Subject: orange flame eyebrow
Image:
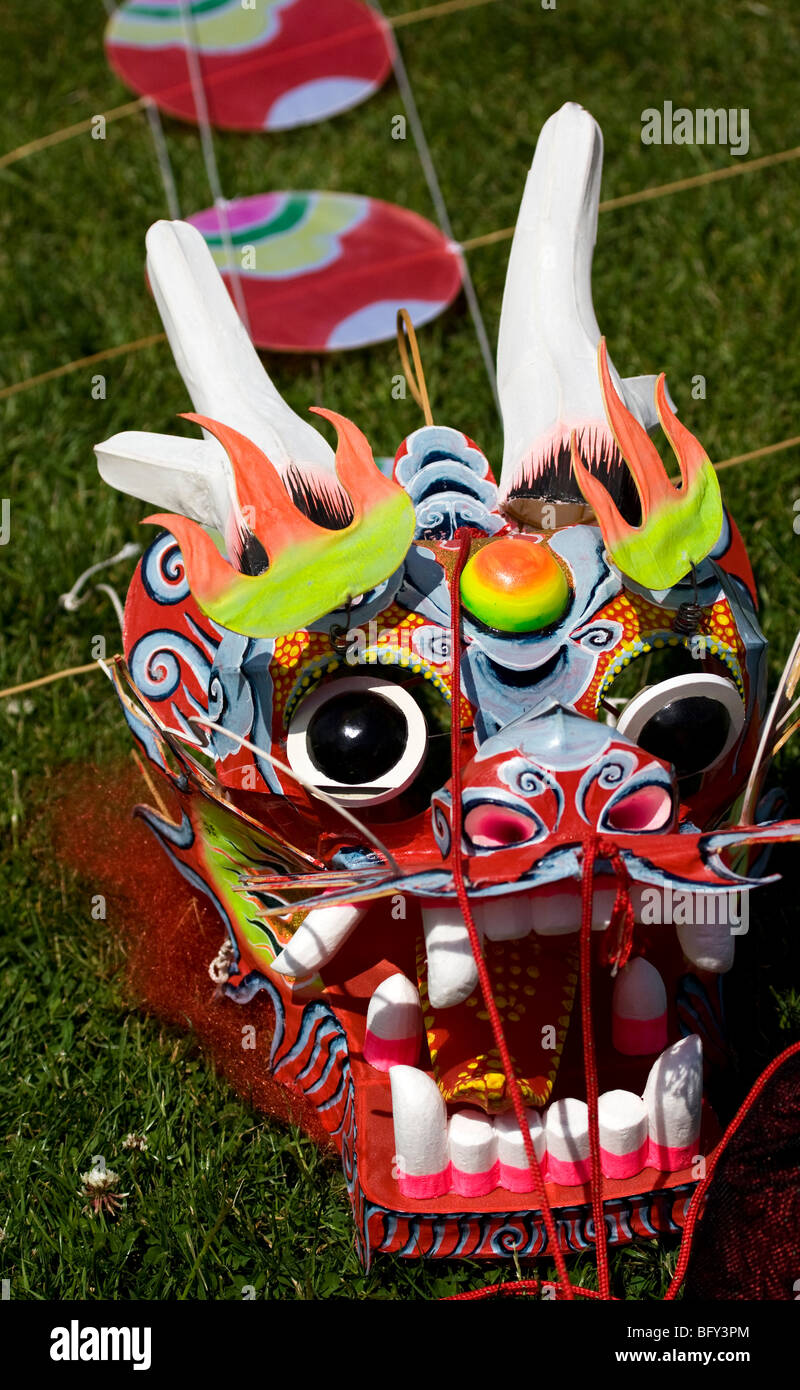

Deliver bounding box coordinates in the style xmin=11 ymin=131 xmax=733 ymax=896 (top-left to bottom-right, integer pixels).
xmin=181 ymin=412 xmax=330 ymax=549
xmin=144 ymin=410 xmax=417 ymax=639
xmin=570 ymin=339 xmax=723 ymax=590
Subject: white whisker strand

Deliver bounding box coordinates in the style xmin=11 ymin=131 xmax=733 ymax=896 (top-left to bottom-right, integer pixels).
xmin=59 ymin=541 xmax=140 ymax=612
xmin=186 ymin=714 xmax=402 ymax=877
xmin=94 ymin=583 xmax=126 ymax=634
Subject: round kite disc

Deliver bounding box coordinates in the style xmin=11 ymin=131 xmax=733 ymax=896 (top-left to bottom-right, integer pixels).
xmin=105 ymin=0 xmax=393 ymax=132
xmin=185 ymin=191 xmax=464 ymax=351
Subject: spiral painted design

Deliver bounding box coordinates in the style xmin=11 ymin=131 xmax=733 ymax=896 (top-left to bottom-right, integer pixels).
xmin=129 ymin=631 xmax=212 ymax=701
xmin=576 ymin=749 xmax=638 ymax=821
xmin=517 ymin=768 xmax=543 ymax=795
xmin=206 ymin=670 xmax=225 ymax=724
xmin=416 ymin=495 xmax=503 ymax=541
xmin=431 ymin=798 xmax=451 ymax=857
xmin=597 ymin=757 xmax=632 ymax=788
xmin=141 ymin=533 xmax=190 ymax=604
xmin=489 ymin=1222 xmax=529 ymax=1255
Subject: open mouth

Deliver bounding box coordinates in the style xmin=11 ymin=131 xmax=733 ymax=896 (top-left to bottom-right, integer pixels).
xmin=270 ymin=879 xmax=716 ymax=1215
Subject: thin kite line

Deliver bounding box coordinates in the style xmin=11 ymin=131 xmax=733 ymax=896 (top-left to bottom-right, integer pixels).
xmin=379 ymin=3 xmax=501 ymax=414
xmin=0 ymin=0 xmax=504 ymax=172
xmin=391 ymin=0 xmax=503 ymax=26
xmin=0 ymin=663 xmax=105 ymax=700
xmin=143 ymin=96 xmax=182 ymax=220
xmin=175 ymin=0 xmax=253 ymax=336
xmin=714 ymin=434 xmax=800 ymax=472
xmin=0 ymin=98 xmax=147 ymax=170
xmin=0 ymin=333 xmax=166 ymax=400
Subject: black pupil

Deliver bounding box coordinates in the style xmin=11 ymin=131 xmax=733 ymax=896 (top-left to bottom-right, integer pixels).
xmin=638 ymin=696 xmax=730 ymax=778
xmin=306 ymin=692 xmax=408 ymax=785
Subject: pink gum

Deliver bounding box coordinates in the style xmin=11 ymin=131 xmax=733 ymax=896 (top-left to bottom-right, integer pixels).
xmin=647 ymin=1138 xmax=698 ymax=1172
xmin=394 ymin=1140 xmax=697 ymax=1199
xmin=600 ymin=1141 xmax=649 ymax=1179
xmin=397 ymin=1166 xmax=451 ymax=1199
xmin=450 ymin=1162 xmax=500 ymax=1197
xmin=612 ymin=1013 xmax=668 ymax=1056
xmin=545 ymin=1151 xmax=591 ymax=1186
xmin=363 ymin=1030 xmax=420 ymax=1070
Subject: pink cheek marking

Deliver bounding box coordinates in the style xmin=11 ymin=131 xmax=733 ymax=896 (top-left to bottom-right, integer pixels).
xmin=605 ymin=786 xmax=673 ymax=833
xmin=463 ymin=805 xmax=537 ymax=849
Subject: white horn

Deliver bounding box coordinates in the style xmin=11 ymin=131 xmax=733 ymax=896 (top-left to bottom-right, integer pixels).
xmin=95 ymin=431 xmax=232 ymax=535
xmin=95 ymin=219 xmax=335 ymax=528
xmin=496 ymin=102 xmax=666 ymax=503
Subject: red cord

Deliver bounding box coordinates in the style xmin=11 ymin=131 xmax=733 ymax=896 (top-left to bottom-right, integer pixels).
xmin=580 ymin=835 xmax=612 ymax=1299
xmin=446 ymin=529 xmax=575 ymax=1299
xmin=447 ymin=1278 xmax=609 ymax=1301
xmin=597 ymin=838 xmax=636 ymax=972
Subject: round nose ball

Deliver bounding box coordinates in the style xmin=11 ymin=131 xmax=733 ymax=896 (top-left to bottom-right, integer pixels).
xmin=459 ymin=536 xmax=570 ymax=633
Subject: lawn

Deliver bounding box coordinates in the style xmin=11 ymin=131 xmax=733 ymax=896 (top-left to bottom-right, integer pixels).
xmin=1 ymin=0 xmax=799 ymax=1299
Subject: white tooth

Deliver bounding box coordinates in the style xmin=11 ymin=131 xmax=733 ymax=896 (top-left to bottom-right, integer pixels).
xmin=495 ymin=1108 xmax=546 ymax=1189
xmin=531 ymin=888 xmax=616 ymax=935
xmin=473 ymin=895 xmax=530 ymax=941
xmin=676 ymin=895 xmax=736 ymax=973
xmin=544 ymin=1098 xmax=590 ymax=1185
xmin=271 ymin=904 xmax=364 ymax=977
xmin=389 ymin=1065 xmax=450 ymax=1197
xmin=612 ymin=957 xmax=668 ymax=1055
xmin=448 ymin=1109 xmax=498 ymax=1195
xmin=421 ymin=904 xmax=481 ymax=1008
xmin=598 ymin=1090 xmax=649 ymax=1178
xmin=642 ymin=1035 xmax=703 ymax=1170
xmin=364 ymin=974 xmax=422 ymax=1070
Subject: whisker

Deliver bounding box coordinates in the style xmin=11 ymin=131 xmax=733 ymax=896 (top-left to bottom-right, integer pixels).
xmin=185 ymin=715 xmax=402 ymax=879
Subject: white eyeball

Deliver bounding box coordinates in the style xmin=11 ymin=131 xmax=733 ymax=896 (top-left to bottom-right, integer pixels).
xmin=615 ymin=673 xmax=744 ymax=777
xmin=286 ymin=675 xmax=429 ymax=806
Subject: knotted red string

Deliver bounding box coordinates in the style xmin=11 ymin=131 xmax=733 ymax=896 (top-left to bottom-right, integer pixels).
xmin=446 ymin=528 xmax=576 ymax=1299
xmin=580 ymin=834 xmax=612 ymax=1299
xmin=448 ymin=1278 xmax=608 ymax=1301
xmin=663 ymin=1037 xmax=800 ymax=1299
xmin=595 ymin=836 xmax=636 ymax=973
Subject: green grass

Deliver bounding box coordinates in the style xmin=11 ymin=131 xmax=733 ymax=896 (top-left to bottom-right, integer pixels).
xmin=1 ymin=0 xmax=799 ymax=1299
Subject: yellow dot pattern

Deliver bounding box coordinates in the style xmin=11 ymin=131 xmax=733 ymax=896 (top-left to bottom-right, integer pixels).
xmin=578 ymin=589 xmax=745 ymax=716
xmin=273 ymin=601 xmax=473 ymax=730
xmin=417 ymin=933 xmax=579 ymax=1115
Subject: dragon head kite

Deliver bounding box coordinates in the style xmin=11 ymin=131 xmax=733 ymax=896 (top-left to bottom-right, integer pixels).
xmin=96 ymin=103 xmax=800 ymax=1268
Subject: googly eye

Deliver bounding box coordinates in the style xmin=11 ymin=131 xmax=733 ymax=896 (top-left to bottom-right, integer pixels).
xmin=285 ymin=676 xmax=428 ymax=807
xmin=615 ymin=673 xmax=744 ymax=778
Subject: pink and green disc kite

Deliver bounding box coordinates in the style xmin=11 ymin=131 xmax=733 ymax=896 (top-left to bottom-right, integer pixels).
xmin=185 ymin=191 xmax=464 ymax=351
xmin=105 ymin=0 xmax=393 ymax=131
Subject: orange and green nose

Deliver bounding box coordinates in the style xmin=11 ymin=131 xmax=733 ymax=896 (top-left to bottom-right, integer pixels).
xmin=459 ymin=536 xmax=570 ymax=633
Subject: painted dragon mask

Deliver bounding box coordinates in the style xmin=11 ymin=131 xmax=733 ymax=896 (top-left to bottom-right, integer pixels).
xmin=96 ymin=103 xmax=800 ymax=1264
